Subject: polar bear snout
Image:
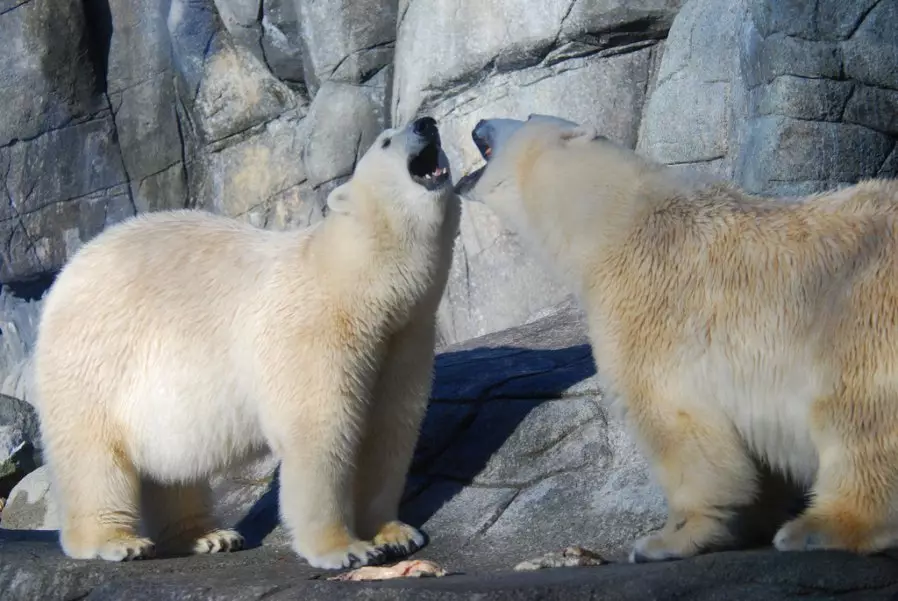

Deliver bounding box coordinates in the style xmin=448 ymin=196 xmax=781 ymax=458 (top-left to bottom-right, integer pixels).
xmin=406 ymin=117 xmax=450 ymax=191
xmin=472 ymin=118 xmax=528 ymax=162
xmin=472 ymin=115 xmax=587 ymax=163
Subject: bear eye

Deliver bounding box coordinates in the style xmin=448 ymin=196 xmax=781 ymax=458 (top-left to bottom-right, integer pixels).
xmin=381 ymin=137 xmax=391 ymax=149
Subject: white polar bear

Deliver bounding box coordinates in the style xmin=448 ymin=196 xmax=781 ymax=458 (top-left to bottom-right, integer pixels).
xmin=32 ymin=117 xmax=460 ymax=569
xmin=468 ymin=114 xmax=898 ymax=563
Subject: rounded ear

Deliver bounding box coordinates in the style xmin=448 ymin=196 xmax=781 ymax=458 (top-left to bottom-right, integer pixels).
xmin=325 ymin=183 xmax=353 ymax=215
xmin=526 ymin=114 xmax=581 ymax=129
xmin=559 ymin=124 xmax=599 ymax=143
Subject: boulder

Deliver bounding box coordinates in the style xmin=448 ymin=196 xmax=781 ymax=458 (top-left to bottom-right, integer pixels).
xmin=637 ymin=0 xmax=898 ymax=196
xmin=0 ymin=394 xmax=41 ymax=498
xmin=166 ymin=0 xmax=318 ymax=227
xmin=297 ymin=75 xmax=390 ymax=210
xmin=0 ymin=284 xmax=43 ymax=404
xmin=296 ymin=0 xmax=397 ymax=94
xmin=1 ymin=462 xmax=54 ymax=530
xmin=392 ymin=0 xmax=683 ymax=126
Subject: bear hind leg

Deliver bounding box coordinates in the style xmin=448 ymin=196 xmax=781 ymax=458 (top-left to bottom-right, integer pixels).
xmin=774 ymin=392 xmax=898 ymax=554
xmin=55 ymin=439 xmax=155 ymax=561
xmin=140 ymin=479 xmax=244 ymax=556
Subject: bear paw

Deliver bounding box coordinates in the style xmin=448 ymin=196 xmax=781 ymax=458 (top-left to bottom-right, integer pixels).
xmin=98 ymin=535 xmax=156 ymax=561
xmin=773 ymin=515 xmax=852 ymax=552
xmin=372 ymin=521 xmax=427 ymax=559
xmin=305 ymin=540 xmax=388 ymax=570
xmin=628 ymin=532 xmax=689 ymax=563
xmin=193 ymin=529 xmax=245 ymax=554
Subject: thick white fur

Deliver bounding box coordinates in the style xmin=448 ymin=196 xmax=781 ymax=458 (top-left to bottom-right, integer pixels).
xmin=471 ymin=116 xmax=898 ymax=563
xmin=32 ymin=122 xmax=460 ymax=568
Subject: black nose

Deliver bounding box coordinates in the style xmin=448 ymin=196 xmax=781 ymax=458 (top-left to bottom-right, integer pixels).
xmin=472 ymin=119 xmax=488 ymax=141
xmin=413 ymin=116 xmax=438 ymax=139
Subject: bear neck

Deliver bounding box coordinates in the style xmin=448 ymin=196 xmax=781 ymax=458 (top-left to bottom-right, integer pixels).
xmin=310 ymin=198 xmax=448 ymax=306
xmin=518 ymin=159 xmax=665 ymax=300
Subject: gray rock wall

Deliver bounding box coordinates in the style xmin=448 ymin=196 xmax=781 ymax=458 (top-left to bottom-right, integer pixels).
xmin=638 ymin=0 xmax=898 ymax=197
xmin=1 ymin=0 xmax=897 ymax=355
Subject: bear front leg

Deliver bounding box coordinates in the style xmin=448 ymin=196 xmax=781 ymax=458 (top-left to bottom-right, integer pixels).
xmin=626 ymin=396 xmax=759 ymax=563
xmin=354 ymin=322 xmax=434 ymax=559
xmin=269 ymin=361 xmax=389 ymax=570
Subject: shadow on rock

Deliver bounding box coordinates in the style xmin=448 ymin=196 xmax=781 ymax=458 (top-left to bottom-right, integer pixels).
xmin=400 ymin=343 xmax=597 ymax=530
xmin=232 ymin=469 xmax=282 ymax=549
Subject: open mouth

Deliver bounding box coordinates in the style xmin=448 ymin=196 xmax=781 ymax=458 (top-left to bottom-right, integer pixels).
xmin=409 ymin=141 xmax=450 ymax=190
xmin=473 ymin=135 xmax=492 ymax=161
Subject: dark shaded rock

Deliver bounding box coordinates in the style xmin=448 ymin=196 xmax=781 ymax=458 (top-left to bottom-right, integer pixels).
xmin=841 ymin=0 xmax=898 ymax=91
xmin=0 ymin=0 xmax=104 ymax=147
xmin=259 ymin=0 xmax=306 ymax=88
xmin=1 ymin=117 xmax=130 ymax=281
xmin=747 ymin=76 xmax=853 ymax=122
xmin=639 ymin=0 xmax=898 ymax=198
xmin=843 ymin=85 xmax=898 ymax=137
xmin=738 ymin=116 xmax=895 ymax=195
xmin=750 ymin=0 xmax=880 ymax=41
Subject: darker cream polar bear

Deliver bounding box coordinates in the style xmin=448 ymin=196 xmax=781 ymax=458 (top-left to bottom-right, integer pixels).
xmin=33 ymin=117 xmax=460 ymax=569
xmin=468 ymin=114 xmax=898 ymax=563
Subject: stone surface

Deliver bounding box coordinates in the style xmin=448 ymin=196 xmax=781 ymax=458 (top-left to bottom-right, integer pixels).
xmin=639 ymin=0 xmax=898 ymax=196
xmin=297 ymin=0 xmax=397 ymax=94
xmin=0 ymin=0 xmax=103 ymax=147
xmin=435 ymin=202 xmax=570 ymax=345
xmin=636 ymin=0 xmax=751 ymax=177
xmin=0 ymin=284 xmax=42 ymax=403
xmin=3 ymin=522 xmax=898 ymax=600
xmin=0 ymin=393 xmax=40 ymax=496
xmin=259 ymin=0 xmax=306 ymax=88
xmin=392 ymin=0 xmax=682 ymax=125
xmin=1 ymin=464 xmax=54 ymax=530
xmin=300 ymin=78 xmax=389 ymax=190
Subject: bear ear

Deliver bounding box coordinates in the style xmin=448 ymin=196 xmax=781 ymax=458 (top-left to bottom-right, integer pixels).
xmin=325 ymin=183 xmax=353 ymax=215
xmin=559 ymin=124 xmax=599 ymax=143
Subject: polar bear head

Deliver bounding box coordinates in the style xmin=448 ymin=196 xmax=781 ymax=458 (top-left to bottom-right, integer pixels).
xmin=464 ymin=114 xmax=605 ymax=239
xmin=465 ymin=113 xmax=668 ymax=285
xmin=325 ymin=117 xmax=456 ymax=229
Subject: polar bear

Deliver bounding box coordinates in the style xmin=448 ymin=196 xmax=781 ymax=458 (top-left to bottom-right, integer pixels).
xmin=32 ymin=117 xmax=460 ymax=569
xmin=467 ymin=114 xmax=898 ymax=563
